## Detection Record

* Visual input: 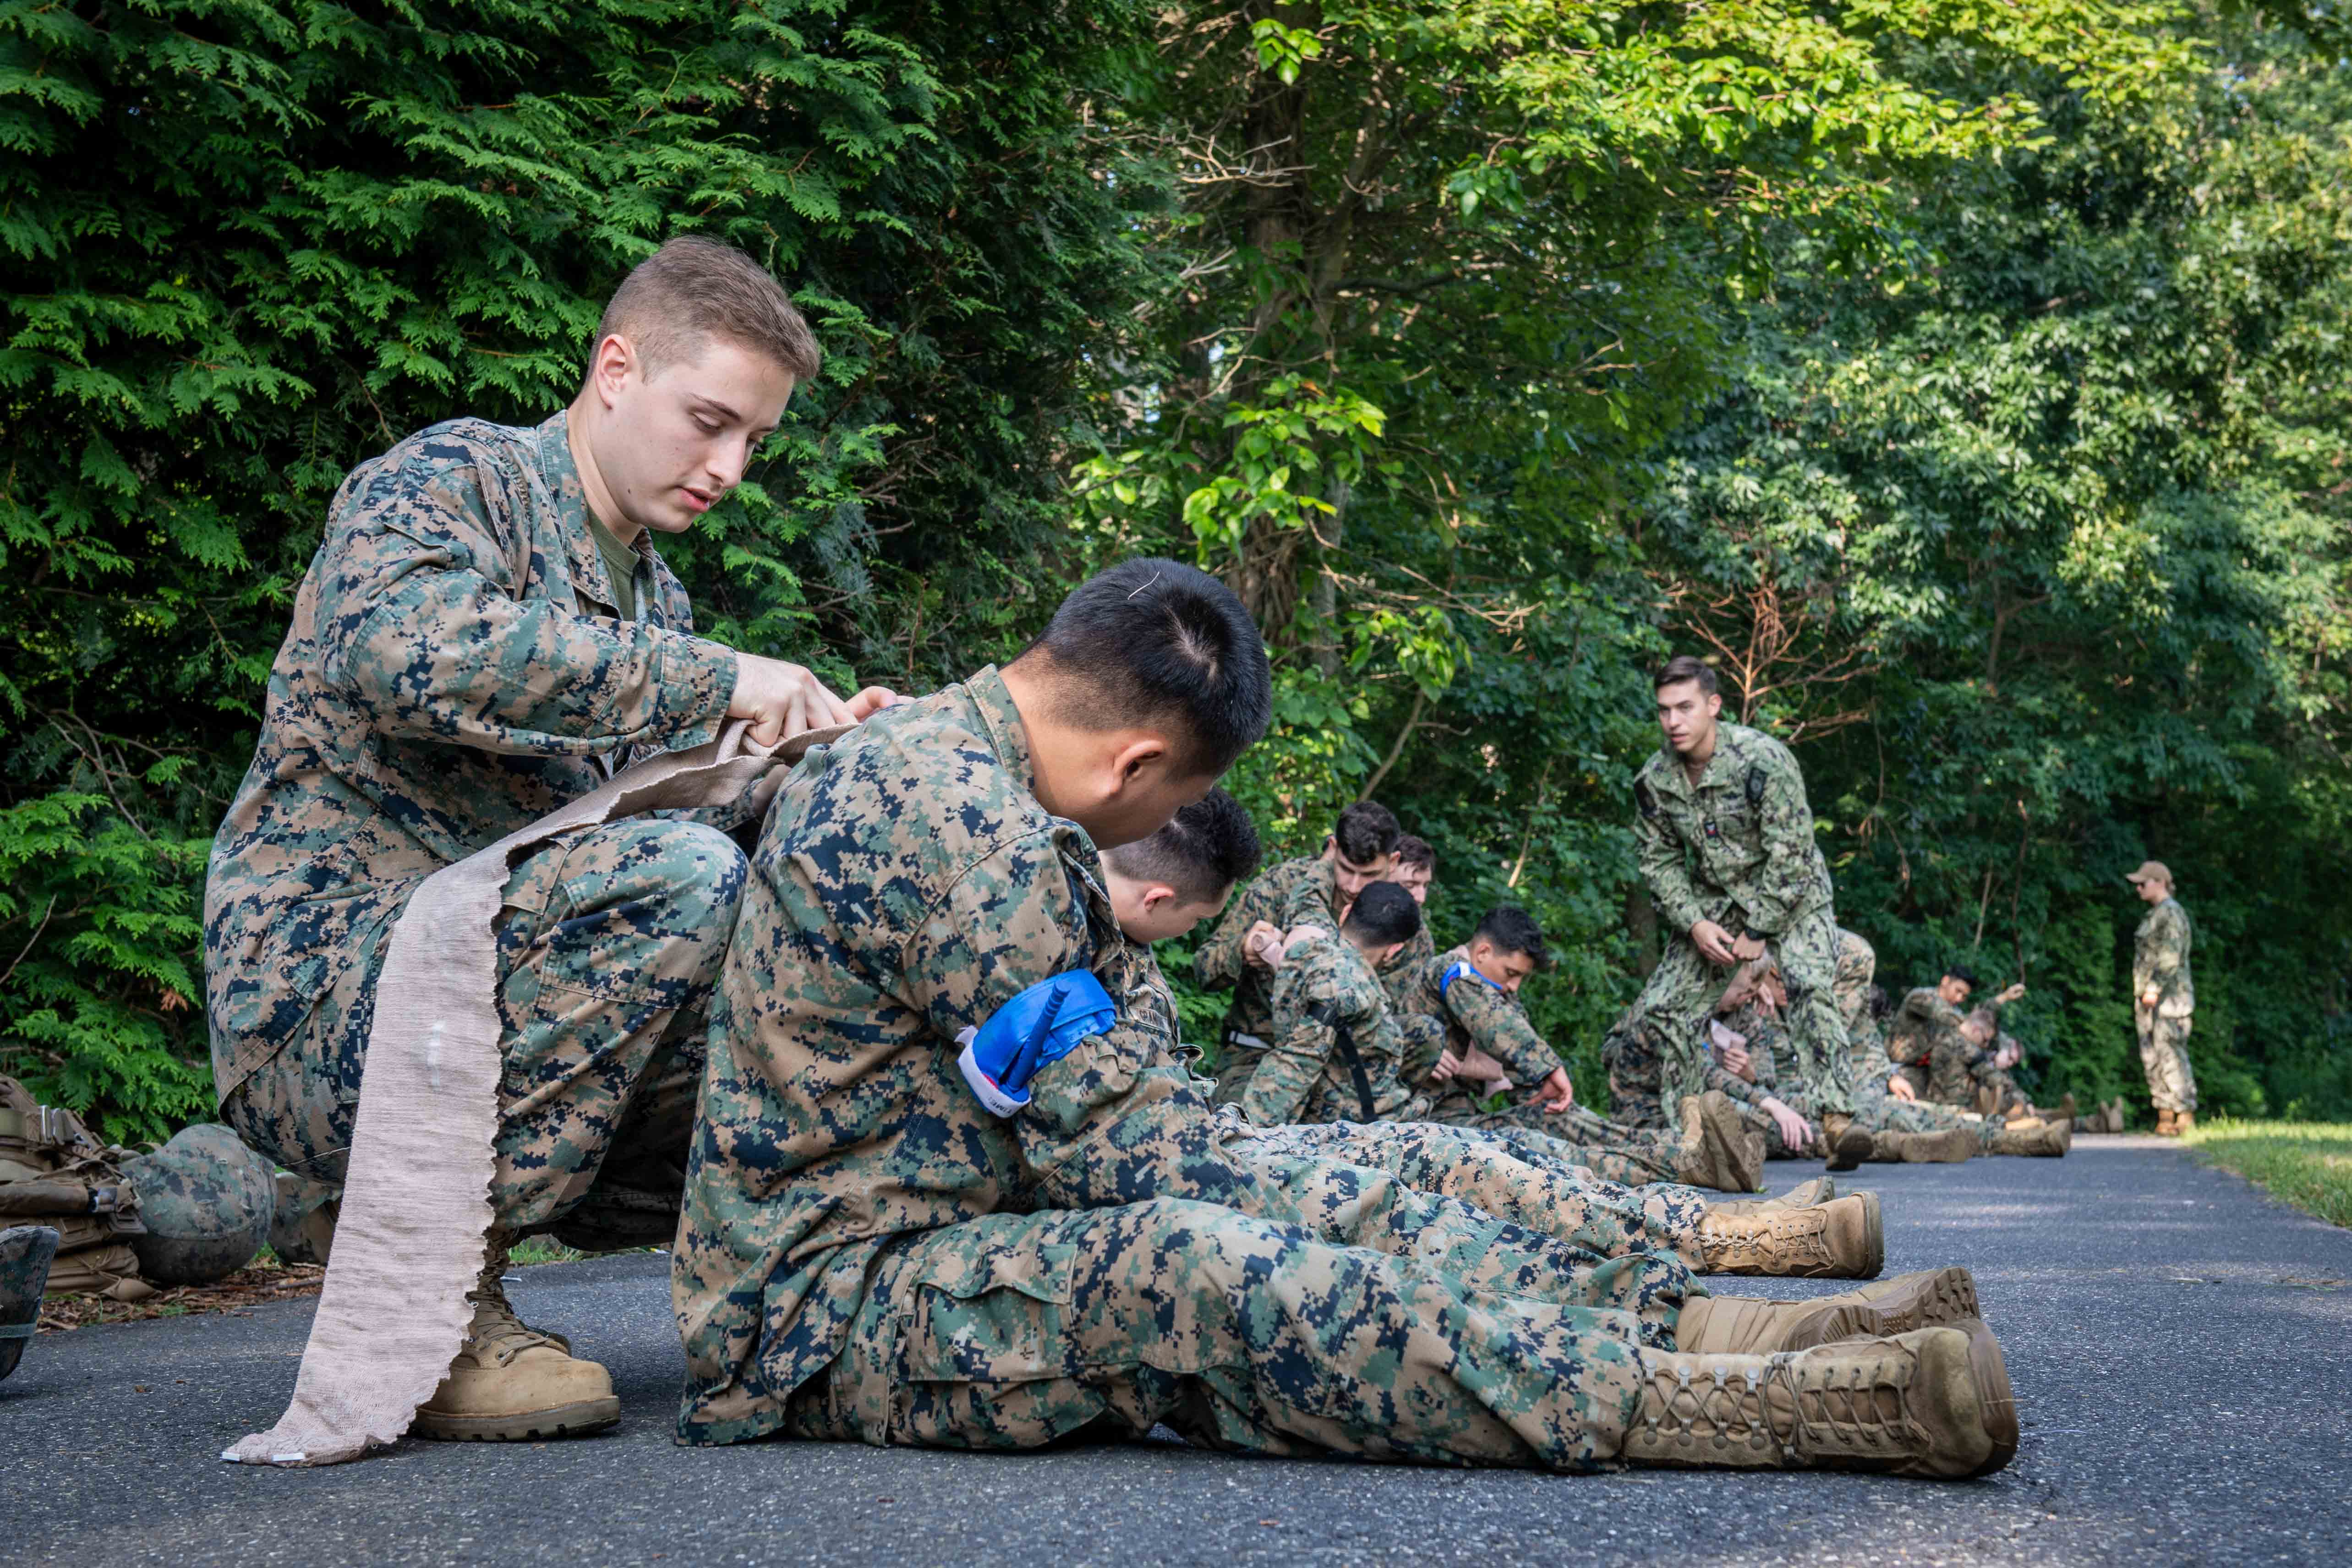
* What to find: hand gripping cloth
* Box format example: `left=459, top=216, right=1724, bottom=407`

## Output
left=222, top=721, right=848, bottom=1467
left=956, top=971, right=1116, bottom=1116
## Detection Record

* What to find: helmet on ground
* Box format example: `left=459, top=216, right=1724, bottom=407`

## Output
left=121, top=1125, right=273, bottom=1287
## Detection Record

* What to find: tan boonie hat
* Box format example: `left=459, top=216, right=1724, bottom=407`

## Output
left=2124, top=860, right=2171, bottom=885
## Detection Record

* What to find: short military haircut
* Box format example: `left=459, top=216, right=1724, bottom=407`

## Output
left=1944, top=964, right=1980, bottom=989
left=595, top=236, right=823, bottom=385
left=1344, top=881, right=1422, bottom=946
left=1474, top=905, right=1549, bottom=965
left=1866, top=984, right=1890, bottom=1020
left=1331, top=800, right=1401, bottom=865
left=1392, top=833, right=1435, bottom=872
left=1653, top=654, right=1719, bottom=695
left=1017, top=558, right=1272, bottom=776
left=1102, top=788, right=1263, bottom=906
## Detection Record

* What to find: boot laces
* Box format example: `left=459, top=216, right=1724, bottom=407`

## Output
left=460, top=1262, right=569, bottom=1366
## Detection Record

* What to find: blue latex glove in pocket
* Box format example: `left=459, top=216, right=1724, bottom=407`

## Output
left=956, top=970, right=1117, bottom=1116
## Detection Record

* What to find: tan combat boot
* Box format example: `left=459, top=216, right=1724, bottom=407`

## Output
left=1988, top=1119, right=2071, bottom=1158
left=1867, top=1128, right=1978, bottom=1164
left=1698, top=1193, right=1882, bottom=1279
left=1821, top=1112, right=1873, bottom=1174
left=1621, top=1322, right=2017, bottom=1478
left=1675, top=1267, right=1981, bottom=1355
left=2172, top=1110, right=2195, bottom=1135
left=413, top=1247, right=621, bottom=1442
left=2155, top=1108, right=2177, bottom=1136
left=1673, top=1092, right=1766, bottom=1194
left=1707, top=1176, right=1835, bottom=1218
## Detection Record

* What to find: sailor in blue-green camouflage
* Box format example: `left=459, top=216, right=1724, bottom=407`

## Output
left=1391, top=947, right=1691, bottom=1187
left=1629, top=721, right=1855, bottom=1116
left=676, top=666, right=1696, bottom=1465
left=1831, top=932, right=1997, bottom=1151
left=1118, top=926, right=1709, bottom=1271
left=204, top=413, right=754, bottom=1241
left=1192, top=855, right=1343, bottom=1082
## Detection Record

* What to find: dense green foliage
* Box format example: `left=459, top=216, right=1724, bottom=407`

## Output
left=0, top=0, right=1151, bottom=1137
left=2, top=0, right=2345, bottom=1136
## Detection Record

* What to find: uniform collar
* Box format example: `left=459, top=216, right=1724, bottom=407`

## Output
left=964, top=664, right=1038, bottom=799
left=536, top=410, right=617, bottom=611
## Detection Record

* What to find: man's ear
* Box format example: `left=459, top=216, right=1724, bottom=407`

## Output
left=1108, top=733, right=1173, bottom=790
left=1377, top=941, right=1406, bottom=966
left=1138, top=882, right=1178, bottom=913
left=1703, top=692, right=1723, bottom=719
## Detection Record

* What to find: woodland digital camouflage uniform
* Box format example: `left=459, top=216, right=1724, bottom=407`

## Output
left=2134, top=895, right=2198, bottom=1114
left=1629, top=722, right=1854, bottom=1116
left=203, top=413, right=754, bottom=1242
left=1392, top=947, right=1692, bottom=1187
left=1830, top=933, right=1997, bottom=1151
left=677, top=668, right=1699, bottom=1464
left=1887, top=989, right=2013, bottom=1113
left=1220, top=930, right=1438, bottom=1126
left=1378, top=923, right=1437, bottom=1005
left=1192, top=855, right=1343, bottom=1067
left=1123, top=935, right=1709, bottom=1269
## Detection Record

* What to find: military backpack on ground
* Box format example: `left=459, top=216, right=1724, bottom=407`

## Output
left=0, top=1076, right=154, bottom=1301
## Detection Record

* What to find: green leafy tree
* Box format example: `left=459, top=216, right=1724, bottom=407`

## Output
left=0, top=0, right=1153, bottom=1136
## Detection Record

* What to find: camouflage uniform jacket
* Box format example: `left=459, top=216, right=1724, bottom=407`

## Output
left=1378, top=924, right=1437, bottom=1006
left=1237, top=934, right=1420, bottom=1126
left=1192, top=855, right=1342, bottom=1042
left=1698, top=1003, right=1786, bottom=1112
left=2133, top=897, right=2194, bottom=1016
left=1886, top=987, right=1966, bottom=1069
left=675, top=667, right=1257, bottom=1444
left=1392, top=945, right=1561, bottom=1095
left=1632, top=722, right=1833, bottom=940
left=202, top=413, right=740, bottom=1103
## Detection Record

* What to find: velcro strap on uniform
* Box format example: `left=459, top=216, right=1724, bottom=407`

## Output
left=0, top=1321, right=33, bottom=1340
left=955, top=970, right=1117, bottom=1117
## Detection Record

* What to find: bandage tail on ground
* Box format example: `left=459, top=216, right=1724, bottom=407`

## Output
left=223, top=722, right=847, bottom=1467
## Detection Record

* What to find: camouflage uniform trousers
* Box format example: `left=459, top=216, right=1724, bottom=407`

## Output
left=1241, top=1118, right=1708, bottom=1270
left=1600, top=1013, right=1671, bottom=1132
left=218, top=818, right=746, bottom=1240
left=2136, top=1009, right=2198, bottom=1114
left=1425, top=1099, right=1686, bottom=1191
left=776, top=1196, right=1677, bottom=1470
left=1849, top=1073, right=1999, bottom=1152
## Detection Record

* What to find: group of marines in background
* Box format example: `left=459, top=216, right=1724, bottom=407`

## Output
left=0, top=238, right=2196, bottom=1488
left=1190, top=651, right=2197, bottom=1193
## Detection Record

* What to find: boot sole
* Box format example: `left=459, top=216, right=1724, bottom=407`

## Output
left=1779, top=1266, right=1980, bottom=1351
left=411, top=1396, right=623, bottom=1443
left=1922, top=1319, right=2017, bottom=1478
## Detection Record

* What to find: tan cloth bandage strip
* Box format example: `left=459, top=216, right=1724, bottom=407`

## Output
left=224, top=721, right=847, bottom=1467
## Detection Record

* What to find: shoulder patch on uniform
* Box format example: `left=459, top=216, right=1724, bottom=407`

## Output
left=1635, top=778, right=1657, bottom=820
left=1745, top=765, right=1767, bottom=809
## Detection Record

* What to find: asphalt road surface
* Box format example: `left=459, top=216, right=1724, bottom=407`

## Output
left=6, top=1135, right=2347, bottom=1566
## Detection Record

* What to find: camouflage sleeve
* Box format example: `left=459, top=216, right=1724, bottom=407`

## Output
left=1444, top=976, right=1559, bottom=1086
left=1740, top=750, right=1820, bottom=936
left=315, top=457, right=738, bottom=755
left=1634, top=777, right=1707, bottom=935
left=1191, top=877, right=1267, bottom=992
left=896, top=832, right=1249, bottom=1210
left=2146, top=905, right=2191, bottom=994
left=1241, top=941, right=1348, bottom=1125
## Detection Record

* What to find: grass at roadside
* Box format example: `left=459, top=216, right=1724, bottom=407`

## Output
left=2182, top=1120, right=2352, bottom=1229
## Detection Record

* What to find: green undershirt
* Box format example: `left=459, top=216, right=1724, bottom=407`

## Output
left=585, top=511, right=643, bottom=622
